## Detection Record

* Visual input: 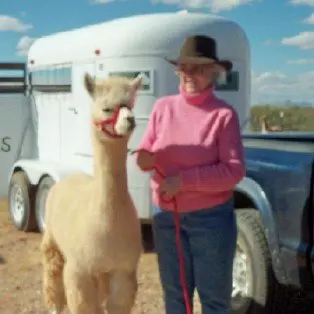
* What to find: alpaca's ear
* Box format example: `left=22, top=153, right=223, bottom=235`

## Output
left=84, top=73, right=95, bottom=97
left=131, top=75, right=142, bottom=91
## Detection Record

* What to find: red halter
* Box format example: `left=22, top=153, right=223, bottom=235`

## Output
left=93, top=107, right=122, bottom=138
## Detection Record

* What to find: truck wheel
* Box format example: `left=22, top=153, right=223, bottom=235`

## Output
left=8, top=171, right=37, bottom=232
left=231, top=209, right=289, bottom=314
left=35, top=176, right=55, bottom=233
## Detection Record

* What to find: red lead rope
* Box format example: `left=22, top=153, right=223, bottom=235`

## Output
left=133, top=149, right=192, bottom=314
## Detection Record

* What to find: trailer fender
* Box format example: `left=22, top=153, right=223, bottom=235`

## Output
left=8, top=159, right=81, bottom=187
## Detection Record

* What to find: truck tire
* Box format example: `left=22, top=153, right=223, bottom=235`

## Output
left=35, top=176, right=55, bottom=233
left=231, top=209, right=289, bottom=314
left=8, top=171, right=37, bottom=232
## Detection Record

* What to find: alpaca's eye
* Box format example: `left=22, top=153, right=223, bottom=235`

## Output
left=102, top=108, right=112, bottom=113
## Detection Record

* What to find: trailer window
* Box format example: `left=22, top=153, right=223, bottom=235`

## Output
left=0, top=63, right=26, bottom=94
left=30, top=66, right=72, bottom=93
left=108, top=70, right=153, bottom=93
left=215, top=71, right=239, bottom=91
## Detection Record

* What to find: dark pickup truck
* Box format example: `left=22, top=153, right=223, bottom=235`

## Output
left=231, top=132, right=314, bottom=314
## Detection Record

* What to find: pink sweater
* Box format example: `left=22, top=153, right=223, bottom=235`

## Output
left=137, top=85, right=246, bottom=212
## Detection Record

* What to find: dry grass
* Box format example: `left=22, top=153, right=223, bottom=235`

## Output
left=0, top=199, right=313, bottom=313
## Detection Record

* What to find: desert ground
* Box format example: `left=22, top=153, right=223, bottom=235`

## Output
left=0, top=199, right=313, bottom=314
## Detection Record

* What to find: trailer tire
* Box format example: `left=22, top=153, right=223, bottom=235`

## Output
left=231, top=209, right=290, bottom=314
left=35, top=176, right=55, bottom=233
left=8, top=171, right=37, bottom=232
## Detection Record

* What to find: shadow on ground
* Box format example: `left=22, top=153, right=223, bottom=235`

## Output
left=141, top=224, right=155, bottom=253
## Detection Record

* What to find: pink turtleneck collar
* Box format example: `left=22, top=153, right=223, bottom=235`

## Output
left=179, top=84, right=216, bottom=106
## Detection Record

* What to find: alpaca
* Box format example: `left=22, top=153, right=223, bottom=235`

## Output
left=259, top=114, right=283, bottom=133
left=41, top=73, right=143, bottom=314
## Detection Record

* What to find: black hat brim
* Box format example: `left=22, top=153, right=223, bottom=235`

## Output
left=165, top=57, right=233, bottom=72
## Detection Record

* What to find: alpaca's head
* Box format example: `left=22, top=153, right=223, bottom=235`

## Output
left=84, top=73, right=142, bottom=142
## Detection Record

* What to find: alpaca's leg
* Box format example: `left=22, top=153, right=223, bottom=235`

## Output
left=106, top=270, right=137, bottom=314
left=63, top=263, right=103, bottom=314
left=97, top=272, right=109, bottom=309
left=41, top=232, right=66, bottom=314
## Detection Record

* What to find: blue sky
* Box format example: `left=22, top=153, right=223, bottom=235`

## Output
left=1, top=0, right=314, bottom=104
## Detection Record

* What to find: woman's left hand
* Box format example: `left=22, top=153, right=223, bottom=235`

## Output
left=159, top=175, right=180, bottom=197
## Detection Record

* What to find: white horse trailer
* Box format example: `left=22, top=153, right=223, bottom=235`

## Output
left=3, top=11, right=250, bottom=233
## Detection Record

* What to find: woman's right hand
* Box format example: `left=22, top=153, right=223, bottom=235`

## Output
left=136, top=150, right=156, bottom=171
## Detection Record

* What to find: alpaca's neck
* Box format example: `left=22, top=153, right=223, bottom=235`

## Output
left=92, top=133, right=129, bottom=200
left=92, top=137, right=128, bottom=174
left=261, top=119, right=268, bottom=133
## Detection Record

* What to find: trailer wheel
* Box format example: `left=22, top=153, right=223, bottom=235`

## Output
left=231, top=209, right=290, bottom=314
left=8, top=171, right=36, bottom=232
left=35, top=176, right=55, bottom=233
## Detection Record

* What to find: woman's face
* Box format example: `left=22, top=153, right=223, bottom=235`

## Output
left=176, top=63, right=220, bottom=93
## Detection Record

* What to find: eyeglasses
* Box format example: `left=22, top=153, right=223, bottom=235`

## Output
left=176, top=64, right=215, bottom=76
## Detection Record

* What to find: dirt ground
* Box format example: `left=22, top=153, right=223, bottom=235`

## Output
left=0, top=199, right=313, bottom=314
left=0, top=200, right=200, bottom=314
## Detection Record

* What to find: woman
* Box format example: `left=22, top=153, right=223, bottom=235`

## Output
left=136, top=35, right=246, bottom=314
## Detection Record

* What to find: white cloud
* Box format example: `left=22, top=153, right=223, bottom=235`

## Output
left=16, top=36, right=35, bottom=56
left=287, top=58, right=314, bottom=64
left=210, top=0, right=254, bottom=12
left=281, top=32, right=314, bottom=50
left=0, top=15, right=32, bottom=32
left=251, top=70, right=314, bottom=104
left=290, top=0, right=314, bottom=5
left=302, top=12, right=314, bottom=23
left=93, top=0, right=115, bottom=3
left=152, top=0, right=256, bottom=12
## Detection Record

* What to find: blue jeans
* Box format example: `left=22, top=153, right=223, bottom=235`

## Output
left=152, top=199, right=237, bottom=314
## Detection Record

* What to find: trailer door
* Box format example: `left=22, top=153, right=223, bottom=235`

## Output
left=71, top=62, right=96, bottom=162
left=0, top=63, right=31, bottom=198
left=59, top=65, right=78, bottom=163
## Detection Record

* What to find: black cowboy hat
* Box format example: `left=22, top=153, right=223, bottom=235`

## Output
left=166, top=35, right=233, bottom=72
